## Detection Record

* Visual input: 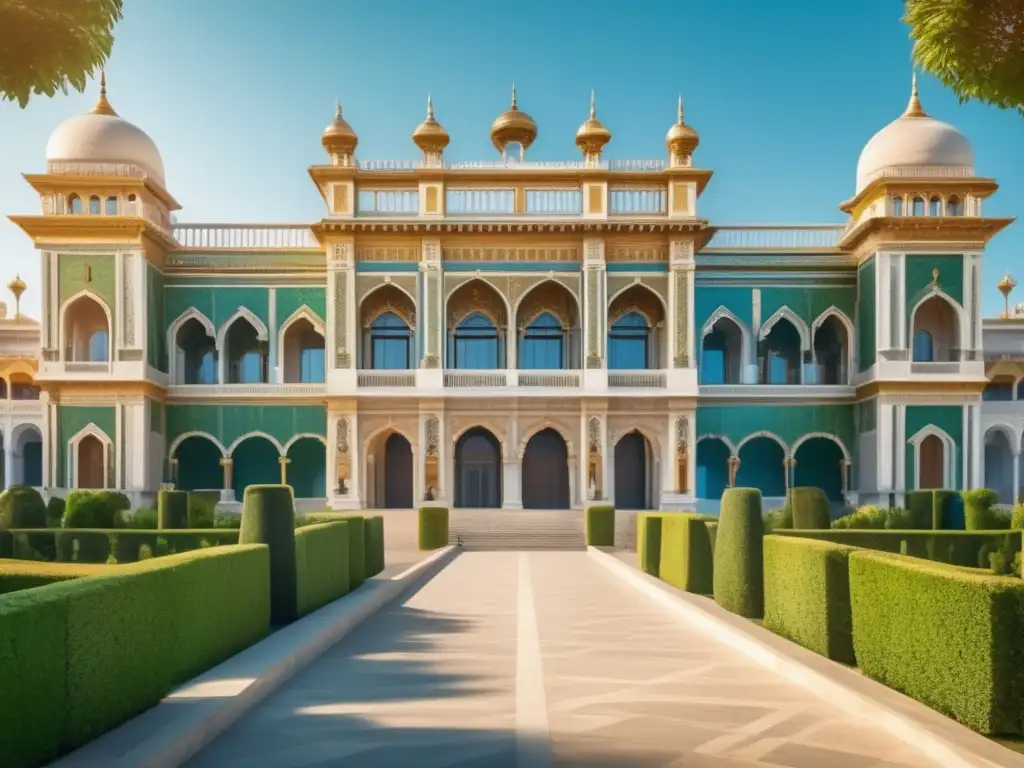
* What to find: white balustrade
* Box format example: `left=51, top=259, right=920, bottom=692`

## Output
left=706, top=225, right=847, bottom=250
left=46, top=161, right=147, bottom=178
left=443, top=371, right=508, bottom=388
left=524, top=189, right=581, bottom=215
left=167, top=383, right=326, bottom=397
left=699, top=384, right=855, bottom=399
left=516, top=371, right=580, bottom=388
left=357, top=371, right=416, bottom=388
left=353, top=159, right=665, bottom=172
left=445, top=189, right=515, bottom=215
left=64, top=362, right=109, bottom=373
left=608, top=187, right=666, bottom=214
left=172, top=224, right=318, bottom=250
left=607, top=371, right=666, bottom=388
left=357, top=189, right=419, bottom=215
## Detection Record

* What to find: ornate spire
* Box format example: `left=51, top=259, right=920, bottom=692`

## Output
left=576, top=89, right=611, bottom=158
left=7, top=275, right=25, bottom=319
left=589, top=89, right=596, bottom=119
left=427, top=93, right=434, bottom=120
left=511, top=82, right=518, bottom=109
left=90, top=70, right=118, bottom=117
left=903, top=69, right=927, bottom=118
left=413, top=92, right=449, bottom=155
left=677, top=93, right=684, bottom=123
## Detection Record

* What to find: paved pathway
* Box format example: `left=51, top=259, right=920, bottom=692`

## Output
left=188, top=552, right=938, bottom=767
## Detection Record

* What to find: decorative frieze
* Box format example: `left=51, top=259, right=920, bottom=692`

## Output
left=606, top=246, right=668, bottom=263
left=333, top=270, right=349, bottom=368
left=673, top=269, right=688, bottom=367
left=122, top=253, right=135, bottom=347
left=356, top=246, right=418, bottom=262
left=442, top=246, right=580, bottom=262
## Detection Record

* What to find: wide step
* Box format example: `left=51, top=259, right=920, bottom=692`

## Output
left=448, top=509, right=587, bottom=551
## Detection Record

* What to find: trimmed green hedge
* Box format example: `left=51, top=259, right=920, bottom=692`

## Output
left=585, top=505, right=615, bottom=546
left=0, top=544, right=270, bottom=768
left=713, top=488, right=764, bottom=618
left=849, top=550, right=1024, bottom=735
left=364, top=516, right=385, bottom=577
left=788, top=487, right=830, bottom=530
left=158, top=490, right=189, bottom=530
left=763, top=536, right=856, bottom=663
left=62, top=491, right=122, bottom=529
left=904, top=491, right=935, bottom=530
left=0, top=560, right=110, bottom=595
left=0, top=486, right=46, bottom=530
left=964, top=489, right=1002, bottom=531
left=295, top=522, right=350, bottom=617
left=772, top=529, right=1021, bottom=569
left=46, top=497, right=65, bottom=528
left=3, top=528, right=240, bottom=564
left=240, top=485, right=297, bottom=624
left=659, top=514, right=714, bottom=594
left=637, top=514, right=663, bottom=576
left=342, top=515, right=366, bottom=589
left=418, top=506, right=449, bottom=550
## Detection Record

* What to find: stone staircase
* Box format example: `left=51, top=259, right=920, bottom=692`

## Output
left=448, top=509, right=587, bottom=550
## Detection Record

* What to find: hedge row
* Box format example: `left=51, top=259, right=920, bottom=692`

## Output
left=0, top=544, right=270, bottom=768
left=0, top=560, right=110, bottom=595
left=659, top=514, right=714, bottom=595
left=295, top=522, right=351, bottom=617
left=419, top=507, right=449, bottom=550
left=714, top=488, right=764, bottom=618
left=365, top=516, right=385, bottom=577
left=586, top=506, right=615, bottom=546
left=0, top=528, right=241, bottom=564
left=637, top=513, right=663, bottom=577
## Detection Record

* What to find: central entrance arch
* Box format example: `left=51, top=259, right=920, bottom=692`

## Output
left=614, top=431, right=653, bottom=510
left=521, top=428, right=569, bottom=509
left=455, top=427, right=501, bottom=508
left=384, top=433, right=413, bottom=509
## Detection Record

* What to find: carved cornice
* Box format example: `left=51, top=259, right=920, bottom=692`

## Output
left=696, top=254, right=856, bottom=268
left=839, top=176, right=999, bottom=213
left=443, top=246, right=579, bottom=262
left=356, top=246, right=419, bottom=262
left=8, top=214, right=178, bottom=252
left=840, top=216, right=1014, bottom=255
left=855, top=380, right=986, bottom=399
left=45, top=380, right=167, bottom=402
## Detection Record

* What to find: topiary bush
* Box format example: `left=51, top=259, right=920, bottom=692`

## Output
left=788, top=487, right=831, bottom=530
left=63, top=491, right=119, bottom=529
left=833, top=505, right=888, bottom=529
left=713, top=488, right=764, bottom=618
left=585, top=505, right=615, bottom=546
left=637, top=514, right=663, bottom=576
left=187, top=493, right=216, bottom=529
left=342, top=515, right=366, bottom=589
left=131, top=507, right=158, bottom=530
left=0, top=485, right=47, bottom=531
left=418, top=506, right=449, bottom=550
left=45, top=497, right=65, bottom=529
left=240, top=484, right=298, bottom=624
left=659, top=514, right=714, bottom=594
left=771, top=506, right=792, bottom=531
left=295, top=521, right=350, bottom=617
left=931, top=490, right=956, bottom=530
left=157, top=490, right=189, bottom=530
left=364, top=516, right=385, bottom=577
left=963, top=488, right=1002, bottom=530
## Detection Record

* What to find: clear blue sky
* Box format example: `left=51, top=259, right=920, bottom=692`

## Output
left=1, top=0, right=1020, bottom=320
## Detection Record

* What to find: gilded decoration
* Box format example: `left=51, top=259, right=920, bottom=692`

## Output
left=426, top=270, right=441, bottom=367
left=515, top=281, right=578, bottom=330
left=424, top=414, right=440, bottom=501
left=607, top=274, right=667, bottom=305
left=608, top=283, right=665, bottom=326
left=360, top=283, right=416, bottom=328
left=356, top=273, right=417, bottom=304
left=675, top=415, right=689, bottom=493
left=587, top=416, right=602, bottom=499
left=336, top=416, right=351, bottom=493
left=442, top=246, right=579, bottom=263
left=606, top=246, right=668, bottom=263
left=333, top=271, right=349, bottom=368
left=585, top=267, right=601, bottom=367
left=674, top=269, right=688, bottom=367
left=122, top=253, right=135, bottom=347
left=447, top=279, right=507, bottom=329
left=356, top=246, right=418, bottom=262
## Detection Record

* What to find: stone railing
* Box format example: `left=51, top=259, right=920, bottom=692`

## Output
left=699, top=384, right=855, bottom=398
left=172, top=224, right=318, bottom=250
left=607, top=371, right=666, bottom=388
left=705, top=225, right=846, bottom=250
left=167, top=383, right=326, bottom=397
left=443, top=371, right=508, bottom=388
left=356, top=159, right=665, bottom=172
left=64, top=362, right=109, bottom=373
left=516, top=371, right=581, bottom=388
left=46, top=161, right=148, bottom=178
left=357, top=371, right=416, bottom=388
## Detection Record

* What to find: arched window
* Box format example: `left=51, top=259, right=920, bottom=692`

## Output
left=929, top=196, right=942, bottom=216
left=69, top=195, right=83, bottom=215
left=105, top=196, right=118, bottom=215
left=88, top=196, right=101, bottom=215
left=225, top=318, right=268, bottom=383
left=368, top=312, right=413, bottom=369
left=64, top=295, right=109, bottom=362
left=175, top=318, right=217, bottom=384
left=452, top=313, right=501, bottom=369
left=758, top=319, right=802, bottom=384
left=10, top=374, right=39, bottom=400
left=813, top=315, right=849, bottom=385
left=609, top=312, right=650, bottom=370
left=282, top=317, right=326, bottom=382
left=520, top=312, right=565, bottom=369
left=947, top=195, right=962, bottom=216
left=701, top=318, right=743, bottom=384
left=913, top=329, right=934, bottom=363
left=891, top=196, right=904, bottom=216
left=911, top=197, right=925, bottom=216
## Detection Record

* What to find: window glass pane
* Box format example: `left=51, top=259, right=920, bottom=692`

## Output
left=240, top=352, right=263, bottom=382
left=300, top=346, right=325, bottom=382
left=913, top=330, right=933, bottom=362
left=701, top=349, right=725, bottom=384
left=89, top=331, right=108, bottom=361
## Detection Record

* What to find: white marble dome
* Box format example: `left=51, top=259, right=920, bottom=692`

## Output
left=855, top=82, right=973, bottom=193
left=45, top=91, right=165, bottom=187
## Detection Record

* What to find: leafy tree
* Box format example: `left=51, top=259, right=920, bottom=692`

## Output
left=905, top=0, right=1024, bottom=115
left=0, top=0, right=123, bottom=108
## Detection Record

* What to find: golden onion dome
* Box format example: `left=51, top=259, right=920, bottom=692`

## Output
left=490, top=84, right=537, bottom=153
left=322, top=99, right=358, bottom=157
left=666, top=94, right=699, bottom=155
left=575, top=91, right=611, bottom=155
left=412, top=95, right=450, bottom=154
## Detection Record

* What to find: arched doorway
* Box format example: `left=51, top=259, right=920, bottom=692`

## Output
left=175, top=435, right=223, bottom=492
left=793, top=437, right=845, bottom=502
left=919, top=434, right=945, bottom=489
left=696, top=438, right=731, bottom=500
left=175, top=317, right=217, bottom=384
left=287, top=437, right=327, bottom=499
left=521, top=428, right=569, bottom=509
left=225, top=318, right=268, bottom=383
left=736, top=436, right=786, bottom=499
left=384, top=434, right=413, bottom=509
left=281, top=319, right=325, bottom=383
left=608, top=285, right=664, bottom=369
left=759, top=319, right=802, bottom=384
left=701, top=318, right=743, bottom=384
left=455, top=427, right=501, bottom=508
left=231, top=436, right=279, bottom=501
left=984, top=429, right=1014, bottom=504
left=77, top=435, right=105, bottom=489
left=64, top=295, right=109, bottom=362
left=614, top=431, right=652, bottom=510
left=14, top=426, right=43, bottom=487
left=812, top=316, right=849, bottom=385
left=911, top=295, right=959, bottom=363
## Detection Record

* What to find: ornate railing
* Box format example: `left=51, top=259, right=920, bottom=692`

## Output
left=167, top=383, right=326, bottom=397
left=609, top=187, right=666, bottom=214
left=355, top=159, right=666, bottom=172
left=607, top=371, right=666, bottom=388
left=357, top=371, right=416, bottom=388
left=172, top=224, right=318, bottom=250
left=443, top=371, right=507, bottom=388
left=516, top=371, right=581, bottom=388
left=445, top=188, right=515, bottom=215
left=64, top=362, right=108, bottom=373
left=46, top=161, right=148, bottom=178
left=706, top=225, right=846, bottom=250
left=357, top=190, right=419, bottom=214
left=524, top=189, right=581, bottom=215
left=700, top=384, right=855, bottom=398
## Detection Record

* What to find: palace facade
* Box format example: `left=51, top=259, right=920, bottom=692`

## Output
left=5, top=76, right=1019, bottom=512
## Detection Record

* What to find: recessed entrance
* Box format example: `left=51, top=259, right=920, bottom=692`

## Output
left=384, top=433, right=413, bottom=509
left=614, top=430, right=652, bottom=510
left=455, top=427, right=501, bottom=508
left=521, top=428, right=569, bottom=509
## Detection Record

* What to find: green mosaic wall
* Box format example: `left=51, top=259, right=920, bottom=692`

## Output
left=58, top=253, right=116, bottom=315
left=57, top=406, right=116, bottom=487
left=166, top=404, right=327, bottom=450
left=857, top=258, right=876, bottom=372
left=904, top=404, right=963, bottom=490
left=147, top=264, right=167, bottom=371
left=164, top=286, right=271, bottom=331
left=276, top=288, right=327, bottom=328
left=148, top=398, right=165, bottom=436
left=760, top=286, right=856, bottom=329
left=906, top=254, right=964, bottom=315
left=697, top=404, right=855, bottom=457
left=694, top=286, right=753, bottom=332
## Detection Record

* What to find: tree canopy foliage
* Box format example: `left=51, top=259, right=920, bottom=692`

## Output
left=905, top=0, right=1024, bottom=115
left=0, top=0, right=123, bottom=108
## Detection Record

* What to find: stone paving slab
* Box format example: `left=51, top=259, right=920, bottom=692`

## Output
left=187, top=551, right=953, bottom=768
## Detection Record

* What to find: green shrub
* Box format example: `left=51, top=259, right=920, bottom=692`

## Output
left=905, top=491, right=934, bottom=529
left=713, top=488, right=764, bottom=618
left=45, top=497, right=65, bottom=528
left=0, top=486, right=47, bottom=530
left=884, top=507, right=914, bottom=529
left=214, top=512, right=242, bottom=529
left=187, top=493, right=216, bottom=529
left=0, top=544, right=270, bottom=768
left=131, top=507, right=158, bottom=530
left=157, top=490, right=189, bottom=530
left=849, top=550, right=1024, bottom=735
left=763, top=536, right=856, bottom=663
left=240, top=485, right=297, bottom=624
left=418, top=506, right=449, bottom=550
left=964, top=488, right=1002, bottom=530
left=637, top=514, right=663, bottom=576
left=342, top=515, right=366, bottom=588
left=109, top=491, right=131, bottom=512
left=1011, top=503, right=1024, bottom=530
left=585, top=505, right=614, bottom=546
left=364, top=516, right=385, bottom=577
left=932, top=490, right=956, bottom=530
left=788, top=487, right=831, bottom=530
left=63, top=491, right=118, bottom=529
left=705, top=520, right=718, bottom=553
left=295, top=522, right=350, bottom=617
left=0, top=560, right=109, bottom=595
left=771, top=506, right=793, bottom=530
left=833, top=505, right=887, bottom=529
left=659, top=514, right=714, bottom=594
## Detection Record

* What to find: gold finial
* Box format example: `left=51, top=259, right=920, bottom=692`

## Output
left=335, top=97, right=342, bottom=119
left=427, top=93, right=434, bottom=119
left=490, top=84, right=537, bottom=155
left=999, top=273, right=1018, bottom=318
left=7, top=275, right=25, bottom=319
left=89, top=69, right=118, bottom=117
left=322, top=98, right=358, bottom=158
left=931, top=267, right=940, bottom=284
left=666, top=93, right=699, bottom=159
left=589, top=89, right=596, bottom=119
left=511, top=82, right=517, bottom=109
left=576, top=90, right=611, bottom=157
left=903, top=68, right=927, bottom=118
left=413, top=92, right=449, bottom=155
left=677, top=94, right=684, bottom=123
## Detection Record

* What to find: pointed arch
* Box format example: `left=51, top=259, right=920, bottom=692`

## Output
left=226, top=430, right=284, bottom=456
left=68, top=423, right=113, bottom=490
left=701, top=305, right=750, bottom=341
left=445, top=277, right=510, bottom=329
left=282, top=432, right=328, bottom=454
left=791, top=432, right=850, bottom=461
left=362, top=280, right=417, bottom=311
left=736, top=430, right=788, bottom=455
left=909, top=288, right=968, bottom=354
left=696, top=433, right=738, bottom=457
left=907, top=424, right=956, bottom=490
left=984, top=424, right=1019, bottom=453
left=759, top=306, right=810, bottom=351
left=278, top=305, right=326, bottom=382
left=606, top=281, right=667, bottom=326
left=517, top=420, right=576, bottom=460
left=60, top=289, right=113, bottom=363
left=360, top=283, right=417, bottom=329
left=512, top=278, right=580, bottom=330
left=169, top=430, right=228, bottom=458
left=216, top=306, right=269, bottom=351
left=609, top=424, right=661, bottom=454
left=168, top=307, right=217, bottom=384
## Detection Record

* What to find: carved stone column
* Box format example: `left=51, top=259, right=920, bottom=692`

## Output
left=669, top=240, right=695, bottom=369
left=784, top=458, right=796, bottom=493
left=219, top=457, right=234, bottom=503
left=582, top=238, right=606, bottom=377
left=727, top=456, right=740, bottom=488
left=327, top=241, right=356, bottom=384
left=279, top=456, right=290, bottom=485
left=419, top=238, right=443, bottom=374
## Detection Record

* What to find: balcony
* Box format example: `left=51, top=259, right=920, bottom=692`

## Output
left=166, top=383, right=326, bottom=399
left=356, top=371, right=416, bottom=388
left=699, top=384, right=855, bottom=399
left=607, top=371, right=667, bottom=389
left=874, top=348, right=987, bottom=380
left=351, top=368, right=669, bottom=394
